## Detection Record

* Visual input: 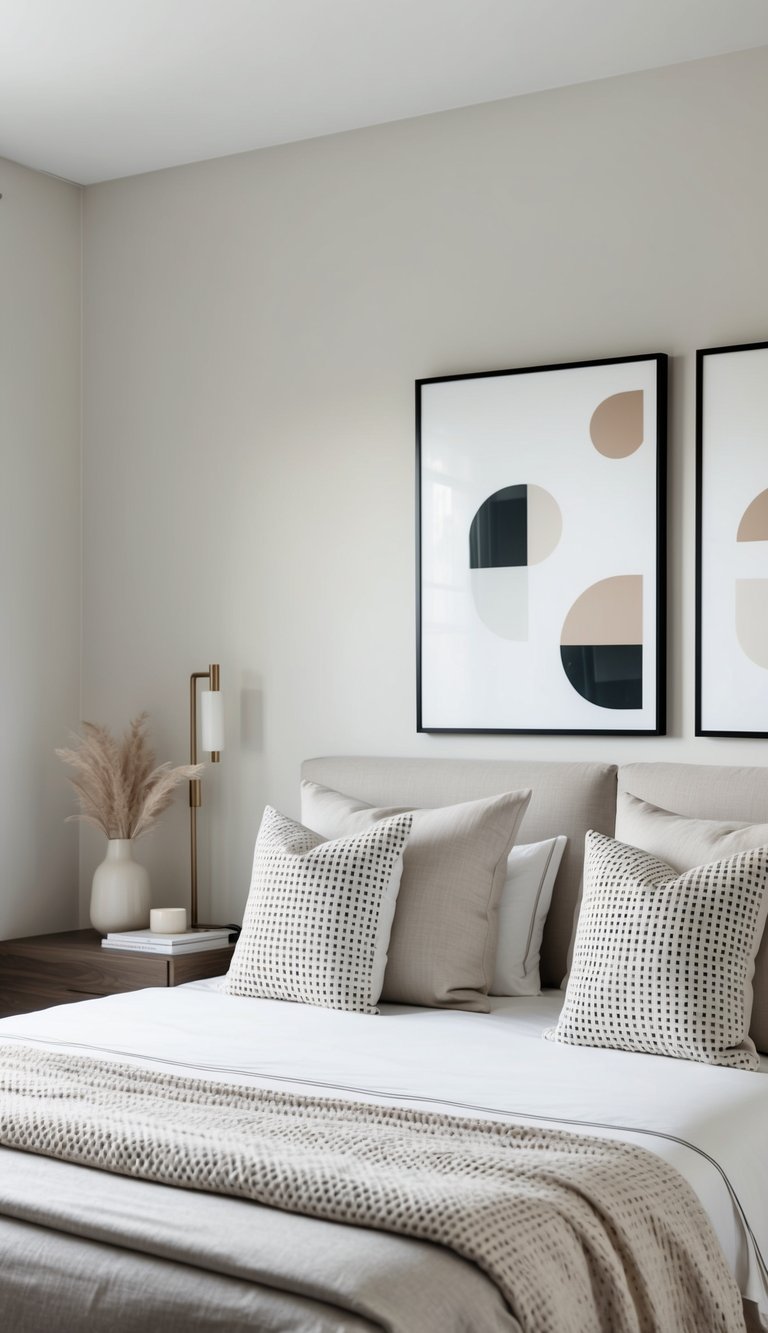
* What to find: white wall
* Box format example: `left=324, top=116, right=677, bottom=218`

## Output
left=82, top=47, right=768, bottom=926
left=0, top=157, right=82, bottom=937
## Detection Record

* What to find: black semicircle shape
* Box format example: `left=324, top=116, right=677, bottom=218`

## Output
left=560, top=645, right=642, bottom=710
left=469, top=485, right=527, bottom=568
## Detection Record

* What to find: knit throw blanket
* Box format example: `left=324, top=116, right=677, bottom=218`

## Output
left=0, top=1044, right=745, bottom=1333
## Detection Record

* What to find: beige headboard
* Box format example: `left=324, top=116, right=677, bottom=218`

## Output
left=301, top=756, right=617, bottom=988
left=618, top=760, right=768, bottom=823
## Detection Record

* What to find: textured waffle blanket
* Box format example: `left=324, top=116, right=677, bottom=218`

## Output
left=0, top=1044, right=745, bottom=1333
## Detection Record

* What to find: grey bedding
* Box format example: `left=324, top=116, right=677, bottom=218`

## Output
left=0, top=1150, right=517, bottom=1333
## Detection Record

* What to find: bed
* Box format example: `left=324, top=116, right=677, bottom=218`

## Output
left=1, top=755, right=767, bottom=1332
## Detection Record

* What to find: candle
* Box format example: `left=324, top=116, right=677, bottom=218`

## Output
left=150, top=907, right=188, bottom=934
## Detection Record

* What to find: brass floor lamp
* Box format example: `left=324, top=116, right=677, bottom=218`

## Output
left=189, top=664, right=223, bottom=927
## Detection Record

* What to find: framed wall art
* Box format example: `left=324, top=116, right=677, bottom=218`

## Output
left=416, top=353, right=667, bottom=734
left=696, top=340, right=768, bottom=737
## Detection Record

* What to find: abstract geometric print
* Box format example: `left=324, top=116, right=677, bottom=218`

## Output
left=469, top=407, right=647, bottom=705
left=418, top=354, right=665, bottom=733
left=696, top=341, right=768, bottom=737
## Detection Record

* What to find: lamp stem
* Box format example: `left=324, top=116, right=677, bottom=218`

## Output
left=189, top=669, right=208, bottom=928
left=190, top=804, right=199, bottom=928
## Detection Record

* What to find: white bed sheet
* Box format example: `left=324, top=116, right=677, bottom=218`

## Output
left=1, top=982, right=766, bottom=1320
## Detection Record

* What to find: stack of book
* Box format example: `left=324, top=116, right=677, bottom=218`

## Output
left=101, top=927, right=235, bottom=955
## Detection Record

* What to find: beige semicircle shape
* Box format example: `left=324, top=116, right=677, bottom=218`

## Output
left=737, top=489, right=768, bottom=542
left=589, top=390, right=644, bottom=459
left=527, top=485, right=562, bottom=564
left=736, top=579, right=768, bottom=668
left=561, top=574, right=643, bottom=646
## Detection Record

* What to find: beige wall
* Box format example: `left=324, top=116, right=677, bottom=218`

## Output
left=82, top=47, right=768, bottom=925
left=0, top=158, right=82, bottom=936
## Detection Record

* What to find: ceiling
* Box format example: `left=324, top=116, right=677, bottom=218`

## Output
left=3, top=0, right=768, bottom=186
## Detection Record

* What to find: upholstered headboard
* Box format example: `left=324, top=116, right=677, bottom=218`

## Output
left=301, top=756, right=617, bottom=988
left=618, top=760, right=768, bottom=822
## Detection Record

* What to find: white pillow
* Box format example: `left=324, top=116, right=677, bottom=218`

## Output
left=226, top=806, right=412, bottom=1014
left=491, top=837, right=567, bottom=996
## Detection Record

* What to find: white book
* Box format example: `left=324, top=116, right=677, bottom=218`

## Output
left=101, top=936, right=233, bottom=956
left=106, top=927, right=231, bottom=947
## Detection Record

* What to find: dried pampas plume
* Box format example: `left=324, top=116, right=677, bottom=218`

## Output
left=56, top=713, right=202, bottom=840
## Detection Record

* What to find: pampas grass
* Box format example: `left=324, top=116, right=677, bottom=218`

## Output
left=56, top=714, right=202, bottom=840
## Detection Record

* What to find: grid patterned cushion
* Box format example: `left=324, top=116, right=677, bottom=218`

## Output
left=546, top=831, right=768, bottom=1070
left=616, top=791, right=768, bottom=1053
left=226, top=806, right=412, bottom=1013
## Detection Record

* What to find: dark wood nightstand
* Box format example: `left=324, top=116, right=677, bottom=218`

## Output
left=0, top=929, right=235, bottom=1019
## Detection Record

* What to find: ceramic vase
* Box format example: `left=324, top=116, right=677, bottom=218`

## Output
left=90, top=839, right=150, bottom=935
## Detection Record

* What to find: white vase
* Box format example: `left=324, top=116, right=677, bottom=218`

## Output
left=90, top=839, right=151, bottom=935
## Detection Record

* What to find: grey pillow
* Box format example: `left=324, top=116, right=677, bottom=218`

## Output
left=301, top=781, right=531, bottom=1011
left=546, top=831, right=768, bottom=1070
left=616, top=792, right=768, bottom=1053
left=227, top=806, right=412, bottom=1014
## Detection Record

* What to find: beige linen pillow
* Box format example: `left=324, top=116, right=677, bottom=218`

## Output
left=546, top=832, right=768, bottom=1070
left=227, top=806, right=412, bottom=1014
left=616, top=792, right=768, bottom=1053
left=301, top=781, right=531, bottom=1011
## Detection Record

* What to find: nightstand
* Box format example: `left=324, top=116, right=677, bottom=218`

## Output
left=0, top=929, right=235, bottom=1019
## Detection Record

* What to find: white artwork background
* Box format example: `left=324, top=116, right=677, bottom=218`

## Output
left=420, top=360, right=659, bottom=730
left=700, top=348, right=768, bottom=734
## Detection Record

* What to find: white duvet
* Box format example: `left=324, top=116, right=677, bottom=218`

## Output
left=2, top=981, right=766, bottom=1321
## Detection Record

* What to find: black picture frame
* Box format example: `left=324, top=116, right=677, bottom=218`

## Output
left=695, top=339, right=768, bottom=738
left=416, top=352, right=667, bottom=735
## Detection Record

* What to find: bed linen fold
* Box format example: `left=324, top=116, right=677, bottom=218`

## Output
left=0, top=1042, right=746, bottom=1333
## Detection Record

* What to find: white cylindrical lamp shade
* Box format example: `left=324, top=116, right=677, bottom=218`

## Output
left=201, top=690, right=224, bottom=753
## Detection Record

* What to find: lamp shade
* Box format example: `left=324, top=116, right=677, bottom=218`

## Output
left=201, top=690, right=224, bottom=753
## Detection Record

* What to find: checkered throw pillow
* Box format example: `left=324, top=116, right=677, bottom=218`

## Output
left=545, top=831, right=768, bottom=1070
left=226, top=806, right=412, bottom=1013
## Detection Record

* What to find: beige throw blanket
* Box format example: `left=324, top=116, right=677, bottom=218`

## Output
left=0, top=1044, right=745, bottom=1333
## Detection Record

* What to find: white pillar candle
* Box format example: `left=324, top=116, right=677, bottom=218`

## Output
left=150, top=907, right=188, bottom=934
